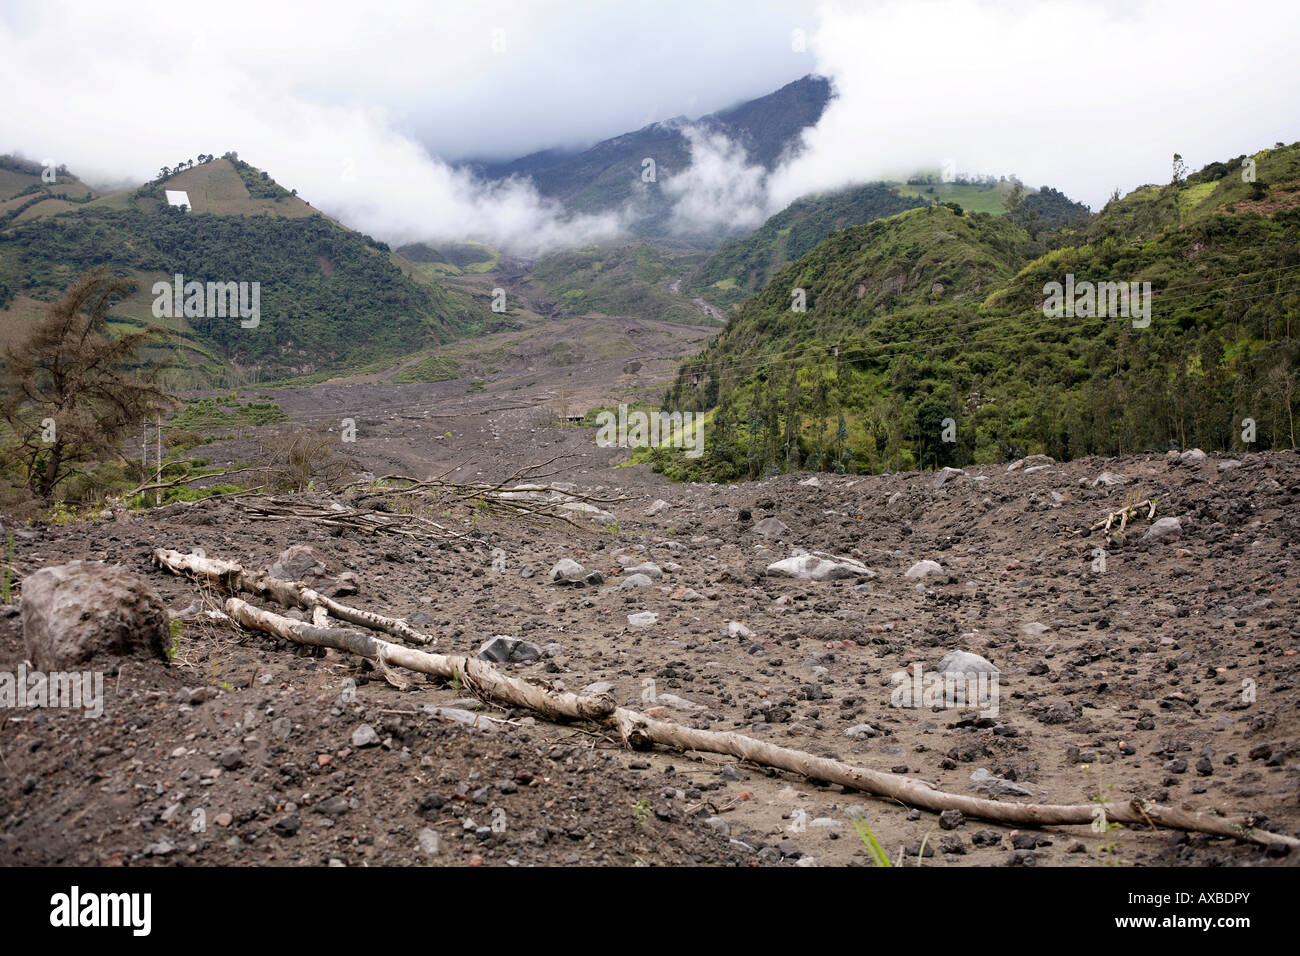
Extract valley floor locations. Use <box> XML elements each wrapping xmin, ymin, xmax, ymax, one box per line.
<box><xmin>1</xmin><ymin>360</ymin><xmax>1297</xmax><ymax>867</ymax></box>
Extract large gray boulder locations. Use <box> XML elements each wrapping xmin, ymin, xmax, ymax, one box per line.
<box><xmin>936</xmin><ymin>650</ymin><xmax>999</xmax><ymax>676</ymax></box>
<box><xmin>269</xmin><ymin>544</ymin><xmax>329</xmax><ymax>581</ymax></box>
<box><xmin>765</xmin><ymin>551</ymin><xmax>874</xmax><ymax>581</ymax></box>
<box><xmin>752</xmin><ymin>517</ymin><xmax>790</xmax><ymax>537</ymax></box>
<box><xmin>268</xmin><ymin>544</ymin><xmax>359</xmax><ymax>596</ymax></box>
<box><xmin>904</xmin><ymin>559</ymin><xmax>945</xmax><ymax>580</ymax></box>
<box><xmin>476</xmin><ymin>636</ymin><xmax>543</xmax><ymax>663</ymax></box>
<box><xmin>550</xmin><ymin>558</ymin><xmax>602</xmax><ymax>586</ymax></box>
<box><xmin>22</xmin><ymin>561</ymin><xmax>170</xmax><ymax>669</ymax></box>
<box><xmin>1144</xmin><ymin>517</ymin><xmax>1183</xmax><ymax>542</ymax></box>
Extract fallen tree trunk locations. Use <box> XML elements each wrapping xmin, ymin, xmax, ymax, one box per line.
<box><xmin>224</xmin><ymin>597</ymin><xmax>614</xmax><ymax>723</ymax></box>
<box><xmin>609</xmin><ymin>709</ymin><xmax>1296</xmax><ymax>850</ymax></box>
<box><xmin>215</xmin><ymin>591</ymin><xmax>1298</xmax><ymax>853</ymax></box>
<box><xmin>153</xmin><ymin>548</ymin><xmax>434</xmax><ymax>646</ymax></box>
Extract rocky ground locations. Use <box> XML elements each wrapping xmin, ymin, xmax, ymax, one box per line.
<box><xmin>1</xmin><ymin>334</ymin><xmax>1298</xmax><ymax>867</ymax></box>
<box><xmin>2</xmin><ymin>442</ymin><xmax>1296</xmax><ymax>866</ymax></box>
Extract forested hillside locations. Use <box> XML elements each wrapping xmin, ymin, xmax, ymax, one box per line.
<box><xmin>0</xmin><ymin>156</ymin><xmax>482</xmax><ymax>383</ymax></box>
<box><xmin>660</xmin><ymin>144</ymin><xmax>1300</xmax><ymax>480</ymax></box>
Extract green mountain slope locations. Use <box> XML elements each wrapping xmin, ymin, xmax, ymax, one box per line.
<box><xmin>0</xmin><ymin>155</ymin><xmax>484</xmax><ymax>385</ymax></box>
<box><xmin>690</xmin><ymin>183</ymin><xmax>927</xmax><ymax>307</ymax></box>
<box><xmin>533</xmin><ymin>242</ymin><xmax>714</xmax><ymax>326</ymax></box>
<box><xmin>0</xmin><ymin>155</ymin><xmax>99</xmax><ymax>227</ymax></box>
<box><xmin>477</xmin><ymin>75</ymin><xmax>831</xmax><ymax>238</ymax></box>
<box><xmin>690</xmin><ymin>178</ymin><xmax>1090</xmax><ymax>311</ymax></box>
<box><xmin>659</xmin><ymin>145</ymin><xmax>1300</xmax><ymax>481</ymax></box>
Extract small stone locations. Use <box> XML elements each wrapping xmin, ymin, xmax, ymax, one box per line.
<box><xmin>904</xmin><ymin>560</ymin><xmax>944</xmax><ymax>580</ymax></box>
<box><xmin>418</xmin><ymin>828</ymin><xmax>441</xmax><ymax>855</ymax></box>
<box><xmin>351</xmin><ymin>723</ymin><xmax>380</xmax><ymax>748</ymax></box>
<box><xmin>272</xmin><ymin>814</ymin><xmax>301</xmax><ymax>837</ymax></box>
<box><xmin>845</xmin><ymin>724</ymin><xmax>879</xmax><ymax>738</ymax></box>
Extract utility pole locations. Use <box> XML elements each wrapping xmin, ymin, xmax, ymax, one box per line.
<box><xmin>155</xmin><ymin>415</ymin><xmax>162</xmax><ymax>506</ymax></box>
<box><xmin>141</xmin><ymin>422</ymin><xmax>149</xmax><ymax>505</ymax></box>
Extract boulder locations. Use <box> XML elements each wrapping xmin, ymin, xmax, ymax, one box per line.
<box><xmin>560</xmin><ymin>501</ymin><xmax>616</xmax><ymax>522</ymax></box>
<box><xmin>1006</xmin><ymin>455</ymin><xmax>1055</xmax><ymax>472</ymax></box>
<box><xmin>752</xmin><ymin>517</ymin><xmax>790</xmax><ymax>537</ymax></box>
<box><xmin>269</xmin><ymin>544</ymin><xmax>328</xmax><ymax>582</ymax></box>
<box><xmin>1091</xmin><ymin>471</ymin><xmax>1128</xmax><ymax>487</ymax></box>
<box><xmin>269</xmin><ymin>544</ymin><xmax>358</xmax><ymax>596</ymax></box>
<box><xmin>1144</xmin><ymin>516</ymin><xmax>1183</xmax><ymax>542</ymax></box>
<box><xmin>904</xmin><ymin>559</ymin><xmax>945</xmax><ymax>580</ymax></box>
<box><xmin>22</xmin><ymin>561</ymin><xmax>169</xmax><ymax>669</ymax></box>
<box><xmin>476</xmin><ymin>636</ymin><xmax>543</xmax><ymax>664</ymax></box>
<box><xmin>765</xmin><ymin>551</ymin><xmax>874</xmax><ymax>581</ymax></box>
<box><xmin>549</xmin><ymin>558</ymin><xmax>587</xmax><ymax>585</ymax></box>
<box><xmin>936</xmin><ymin>650</ymin><xmax>999</xmax><ymax>676</ymax></box>
<box><xmin>933</xmin><ymin>467</ymin><xmax>965</xmax><ymax>489</ymax></box>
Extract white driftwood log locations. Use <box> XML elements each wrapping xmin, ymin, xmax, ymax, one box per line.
<box><xmin>609</xmin><ymin>709</ymin><xmax>1297</xmax><ymax>850</ymax></box>
<box><xmin>153</xmin><ymin>548</ymin><xmax>433</xmax><ymax>645</ymax></box>
<box><xmin>223</xmin><ymin>598</ymin><xmax>614</xmax><ymax>723</ymax></box>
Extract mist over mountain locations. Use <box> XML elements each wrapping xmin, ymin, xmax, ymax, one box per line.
<box><xmin>471</xmin><ymin>75</ymin><xmax>831</xmax><ymax>239</ymax></box>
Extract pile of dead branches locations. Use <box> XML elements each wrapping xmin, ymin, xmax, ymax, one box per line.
<box><xmin>234</xmin><ymin>496</ymin><xmax>460</xmax><ymax>539</ymax></box>
<box><xmin>341</xmin><ymin>454</ymin><xmax>634</xmax><ymax>530</ymax></box>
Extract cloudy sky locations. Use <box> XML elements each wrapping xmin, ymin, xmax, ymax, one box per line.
<box><xmin>2</xmin><ymin>0</ymin><xmax>1298</xmax><ymax>251</ymax></box>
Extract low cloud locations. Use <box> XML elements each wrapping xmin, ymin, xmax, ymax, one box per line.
<box><xmin>664</xmin><ymin>126</ymin><xmax>771</xmax><ymax>236</ymax></box>
<box><xmin>769</xmin><ymin>0</ymin><xmax>1300</xmax><ymax>211</ymax></box>
<box><xmin>2</xmin><ymin>0</ymin><xmax>1296</xmax><ymax>254</ymax></box>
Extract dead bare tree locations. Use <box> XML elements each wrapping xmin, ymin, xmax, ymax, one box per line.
<box><xmin>0</xmin><ymin>269</ymin><xmax>175</xmax><ymax>499</ymax></box>
<box><xmin>258</xmin><ymin>424</ymin><xmax>356</xmax><ymax>493</ymax></box>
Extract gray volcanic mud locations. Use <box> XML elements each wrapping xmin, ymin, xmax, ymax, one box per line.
<box><xmin>1</xmin><ymin>373</ymin><xmax>1297</xmax><ymax>866</ymax></box>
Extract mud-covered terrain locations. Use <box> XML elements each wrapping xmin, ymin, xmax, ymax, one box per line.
<box><xmin>2</xmin><ymin>375</ymin><xmax>1297</xmax><ymax>867</ymax></box>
